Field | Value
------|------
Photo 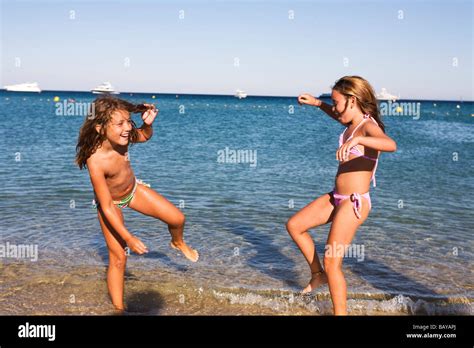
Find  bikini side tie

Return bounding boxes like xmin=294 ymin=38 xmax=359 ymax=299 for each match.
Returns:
xmin=350 ymin=193 xmax=362 ymax=219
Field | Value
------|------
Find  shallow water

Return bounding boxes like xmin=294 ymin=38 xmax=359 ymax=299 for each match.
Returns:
xmin=0 ymin=91 xmax=472 ymax=315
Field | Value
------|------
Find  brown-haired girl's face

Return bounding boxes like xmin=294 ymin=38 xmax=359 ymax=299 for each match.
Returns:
xmin=102 ymin=109 xmax=133 ymax=146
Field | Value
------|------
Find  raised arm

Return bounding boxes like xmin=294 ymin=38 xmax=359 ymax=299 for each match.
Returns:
xmin=132 ymin=104 xmax=158 ymax=143
xmin=357 ymin=121 xmax=397 ymax=153
xmin=87 ymin=159 xmax=148 ymax=254
xmin=134 ymin=123 xmax=154 ymax=143
xmin=298 ymin=93 xmax=339 ymax=120
xmin=337 ymin=121 xmax=397 ymax=162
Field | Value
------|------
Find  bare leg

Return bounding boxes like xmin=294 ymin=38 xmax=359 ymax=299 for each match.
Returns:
xmin=286 ymin=193 xmax=335 ymax=293
xmin=324 ymin=197 xmax=370 ymax=315
xmin=128 ymin=184 xmax=198 ymax=262
xmin=97 ymin=206 xmax=127 ymax=310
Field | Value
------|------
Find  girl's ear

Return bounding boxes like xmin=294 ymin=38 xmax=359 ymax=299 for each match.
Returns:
xmin=350 ymin=96 xmax=357 ymax=108
xmin=95 ymin=124 xmax=102 ymax=134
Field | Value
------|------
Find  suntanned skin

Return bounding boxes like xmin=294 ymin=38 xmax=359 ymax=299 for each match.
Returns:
xmin=86 ymin=104 xmax=198 ymax=311
xmin=287 ymin=91 xmax=396 ymax=315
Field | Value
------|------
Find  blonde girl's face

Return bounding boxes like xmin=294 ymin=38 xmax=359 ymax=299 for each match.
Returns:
xmin=331 ymin=89 xmax=356 ymax=124
xmin=105 ymin=109 xmax=133 ymax=146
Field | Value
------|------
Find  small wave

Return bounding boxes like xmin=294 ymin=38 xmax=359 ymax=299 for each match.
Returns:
xmin=212 ymin=288 xmax=473 ymax=315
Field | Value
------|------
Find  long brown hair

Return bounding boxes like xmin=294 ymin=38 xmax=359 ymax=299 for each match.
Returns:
xmin=75 ymin=96 xmax=147 ymax=169
xmin=333 ymin=76 xmax=385 ymax=133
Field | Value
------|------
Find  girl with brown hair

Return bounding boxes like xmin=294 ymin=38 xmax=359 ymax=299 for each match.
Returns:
xmin=76 ymin=96 xmax=199 ymax=311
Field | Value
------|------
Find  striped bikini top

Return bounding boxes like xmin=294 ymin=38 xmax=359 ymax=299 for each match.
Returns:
xmin=339 ymin=114 xmax=379 ymax=187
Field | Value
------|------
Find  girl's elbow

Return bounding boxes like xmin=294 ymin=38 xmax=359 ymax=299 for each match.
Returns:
xmin=389 ymin=140 xmax=397 ymax=152
xmin=101 ymin=203 xmax=116 ymax=218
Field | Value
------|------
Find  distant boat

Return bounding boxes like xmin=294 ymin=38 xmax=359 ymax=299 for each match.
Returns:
xmin=376 ymin=88 xmax=399 ymax=102
xmin=235 ymin=89 xmax=247 ymax=99
xmin=4 ymin=82 xmax=41 ymax=92
xmin=318 ymin=93 xmax=332 ymax=98
xmin=91 ymin=82 xmax=119 ymax=94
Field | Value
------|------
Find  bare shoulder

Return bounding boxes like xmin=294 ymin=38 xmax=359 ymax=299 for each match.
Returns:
xmin=362 ymin=119 xmax=383 ymax=136
xmin=86 ymin=149 xmax=106 ymax=174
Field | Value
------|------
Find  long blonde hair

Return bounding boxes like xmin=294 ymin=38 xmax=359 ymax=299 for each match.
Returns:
xmin=333 ymin=76 xmax=385 ymax=132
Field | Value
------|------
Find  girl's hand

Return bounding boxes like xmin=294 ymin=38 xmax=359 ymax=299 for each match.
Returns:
xmin=298 ymin=93 xmax=321 ymax=107
xmin=337 ymin=136 xmax=360 ymax=162
xmin=141 ymin=104 xmax=158 ymax=126
xmin=126 ymin=235 xmax=149 ymax=255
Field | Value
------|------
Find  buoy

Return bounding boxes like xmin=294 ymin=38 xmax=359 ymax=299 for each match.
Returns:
xmin=152 ymin=95 xmax=156 ymax=99
xmin=396 ymin=106 xmax=403 ymax=113
xmin=53 ymin=96 xmax=60 ymax=102
xmin=456 ymin=105 xmax=460 ymax=109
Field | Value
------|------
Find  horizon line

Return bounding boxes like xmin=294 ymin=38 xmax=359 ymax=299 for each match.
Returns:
xmin=0 ymin=89 xmax=472 ymax=103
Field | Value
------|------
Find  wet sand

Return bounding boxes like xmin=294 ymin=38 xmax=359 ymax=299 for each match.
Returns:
xmin=1 ymin=263 xmax=471 ymax=316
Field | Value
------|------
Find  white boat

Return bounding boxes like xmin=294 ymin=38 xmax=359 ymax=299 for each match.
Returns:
xmin=91 ymin=82 xmax=119 ymax=94
xmin=318 ymin=93 xmax=332 ymax=98
xmin=235 ymin=89 xmax=247 ymax=99
xmin=4 ymin=82 xmax=41 ymax=92
xmin=376 ymin=88 xmax=399 ymax=102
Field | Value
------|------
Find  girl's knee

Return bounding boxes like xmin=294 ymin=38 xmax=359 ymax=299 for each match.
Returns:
xmin=286 ymin=218 xmax=299 ymax=235
xmin=109 ymin=252 xmax=127 ymax=270
xmin=323 ymin=255 xmax=342 ymax=274
xmin=169 ymin=212 xmax=185 ymax=228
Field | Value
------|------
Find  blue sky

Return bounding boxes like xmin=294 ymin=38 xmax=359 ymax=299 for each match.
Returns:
xmin=1 ymin=0 xmax=472 ymax=100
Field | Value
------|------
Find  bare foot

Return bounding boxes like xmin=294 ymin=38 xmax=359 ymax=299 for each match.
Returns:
xmin=170 ymin=241 xmax=199 ymax=262
xmin=112 ymin=305 xmax=125 ymax=315
xmin=301 ymin=271 xmax=328 ymax=294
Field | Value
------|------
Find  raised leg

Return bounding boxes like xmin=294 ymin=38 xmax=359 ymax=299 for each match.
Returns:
xmin=286 ymin=193 xmax=335 ymax=293
xmin=128 ymin=184 xmax=198 ymax=262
